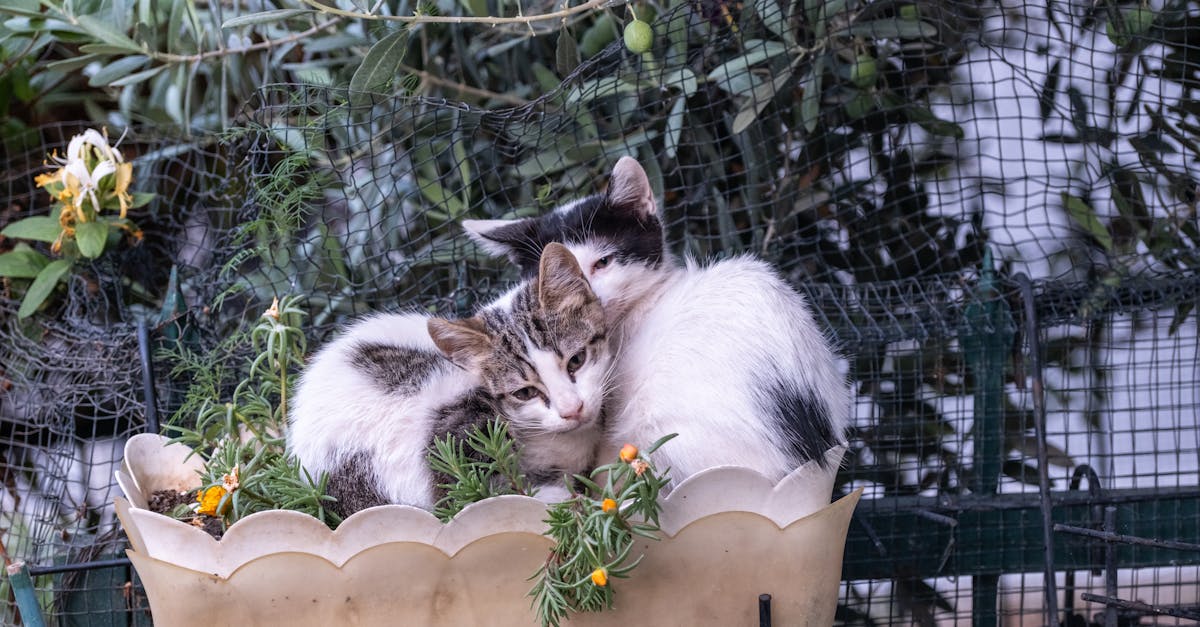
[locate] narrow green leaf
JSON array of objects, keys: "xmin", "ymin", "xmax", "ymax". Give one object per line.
[
  {"xmin": 708, "ymin": 41, "xmax": 788, "ymax": 94},
  {"xmin": 108, "ymin": 64, "xmax": 167, "ymax": 87},
  {"xmin": 904, "ymin": 104, "xmax": 964, "ymax": 139},
  {"xmin": 45, "ymin": 53, "xmax": 101, "ymax": 73},
  {"xmin": 1168, "ymin": 302, "xmax": 1193, "ymax": 337},
  {"xmin": 1062, "ymin": 193, "xmax": 1113, "ymax": 252},
  {"xmin": 78, "ymin": 43, "xmax": 144, "ymax": 54},
  {"xmin": 2, "ymin": 215, "xmax": 61, "ymax": 242},
  {"xmin": 0, "ymin": 246, "xmax": 49, "ymax": 279},
  {"xmin": 459, "ymin": 0, "xmax": 487, "ymax": 16},
  {"xmin": 222, "ymin": 9, "xmax": 314, "ymax": 28},
  {"xmin": 18, "ymin": 259, "xmax": 71, "ymax": 318},
  {"xmin": 0, "ymin": 5, "xmax": 48, "ymax": 18},
  {"xmin": 732, "ymin": 67, "xmax": 792, "ymax": 134},
  {"xmin": 76, "ymin": 14, "xmax": 142, "ymax": 52},
  {"xmin": 75, "ymin": 221, "xmax": 107, "ymax": 258},
  {"xmin": 89, "ymin": 55, "xmax": 150, "ymax": 87},
  {"xmin": 417, "ymin": 177, "xmax": 466, "ymax": 219},
  {"xmin": 566, "ymin": 76, "xmax": 643, "ymax": 103},
  {"xmin": 130, "ymin": 192, "xmax": 156, "ymax": 208},
  {"xmin": 754, "ymin": 0, "xmax": 793, "ymax": 45},
  {"xmin": 839, "ymin": 18, "xmax": 938, "ymax": 39},
  {"xmin": 664, "ymin": 96, "xmax": 686, "ymax": 159},
  {"xmin": 349, "ymin": 29, "xmax": 409, "ymax": 102},
  {"xmin": 799, "ymin": 62, "xmax": 822, "ymax": 133},
  {"xmin": 555, "ymin": 29, "xmax": 580, "ymax": 77},
  {"xmin": 1038, "ymin": 59, "xmax": 1061, "ymax": 121}
]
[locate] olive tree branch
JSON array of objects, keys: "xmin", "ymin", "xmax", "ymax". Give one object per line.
[{"xmin": 296, "ymin": 0, "xmax": 617, "ymax": 26}]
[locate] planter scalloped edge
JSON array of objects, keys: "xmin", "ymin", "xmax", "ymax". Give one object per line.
[{"xmin": 117, "ymin": 433, "xmax": 861, "ymax": 626}]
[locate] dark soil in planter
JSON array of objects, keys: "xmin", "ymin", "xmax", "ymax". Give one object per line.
[{"xmin": 148, "ymin": 489, "xmax": 225, "ymax": 539}]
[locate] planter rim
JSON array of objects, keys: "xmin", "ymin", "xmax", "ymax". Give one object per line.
[{"xmin": 117, "ymin": 433, "xmax": 847, "ymax": 578}]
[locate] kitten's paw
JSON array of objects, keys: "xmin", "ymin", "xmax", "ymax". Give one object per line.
[{"xmin": 532, "ymin": 484, "xmax": 572, "ymax": 505}]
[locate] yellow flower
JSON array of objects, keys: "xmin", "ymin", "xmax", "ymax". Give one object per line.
[
  {"xmin": 619, "ymin": 444, "xmax": 638, "ymax": 463},
  {"xmin": 196, "ymin": 486, "xmax": 228, "ymax": 517},
  {"xmin": 590, "ymin": 568, "xmax": 607, "ymax": 587},
  {"xmin": 263, "ymin": 297, "xmax": 280, "ymax": 320},
  {"xmin": 601, "ymin": 498, "xmax": 617, "ymax": 513}
]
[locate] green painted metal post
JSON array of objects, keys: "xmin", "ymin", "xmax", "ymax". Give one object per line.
[
  {"xmin": 961, "ymin": 249, "xmax": 1015, "ymax": 627},
  {"xmin": 6, "ymin": 561, "xmax": 47, "ymax": 627}
]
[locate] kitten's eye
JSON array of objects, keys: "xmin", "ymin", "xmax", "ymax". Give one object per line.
[
  {"xmin": 567, "ymin": 349, "xmax": 587, "ymax": 374},
  {"xmin": 592, "ymin": 256, "xmax": 612, "ymax": 271},
  {"xmin": 510, "ymin": 386, "xmax": 539, "ymax": 402}
]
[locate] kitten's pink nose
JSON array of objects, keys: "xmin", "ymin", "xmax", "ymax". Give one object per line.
[{"xmin": 559, "ymin": 401, "xmax": 585, "ymax": 421}]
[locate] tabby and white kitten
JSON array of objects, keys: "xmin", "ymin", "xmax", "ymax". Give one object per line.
[
  {"xmin": 464, "ymin": 157, "xmax": 850, "ymax": 483},
  {"xmin": 288, "ymin": 243, "xmax": 610, "ymax": 517}
]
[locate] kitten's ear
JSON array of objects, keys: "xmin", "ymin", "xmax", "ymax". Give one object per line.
[
  {"xmin": 462, "ymin": 219, "xmax": 525, "ymax": 260},
  {"xmin": 606, "ymin": 156, "xmax": 657, "ymax": 218},
  {"xmin": 428, "ymin": 317, "xmax": 492, "ymax": 370},
  {"xmin": 536, "ymin": 243, "xmax": 597, "ymax": 315}
]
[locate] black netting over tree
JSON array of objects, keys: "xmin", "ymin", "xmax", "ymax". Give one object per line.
[{"xmin": 2, "ymin": 0, "xmax": 1199, "ymax": 624}]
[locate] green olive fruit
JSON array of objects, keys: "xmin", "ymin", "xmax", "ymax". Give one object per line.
[
  {"xmin": 1106, "ymin": 7, "xmax": 1155, "ymax": 48},
  {"xmin": 623, "ymin": 19, "xmax": 654, "ymax": 54},
  {"xmin": 849, "ymin": 54, "xmax": 878, "ymax": 89}
]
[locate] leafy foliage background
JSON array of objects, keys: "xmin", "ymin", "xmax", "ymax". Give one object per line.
[{"xmin": 2, "ymin": 0, "xmax": 1200, "ymax": 624}]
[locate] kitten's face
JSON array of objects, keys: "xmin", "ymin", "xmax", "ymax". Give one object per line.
[
  {"xmin": 429, "ymin": 243, "xmax": 612, "ymax": 434},
  {"xmin": 462, "ymin": 157, "xmax": 666, "ymax": 322}
]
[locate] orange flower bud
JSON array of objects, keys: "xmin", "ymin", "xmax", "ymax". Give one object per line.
[
  {"xmin": 601, "ymin": 498, "xmax": 617, "ymax": 513},
  {"xmin": 590, "ymin": 568, "xmax": 608, "ymax": 587},
  {"xmin": 619, "ymin": 444, "xmax": 638, "ymax": 463},
  {"xmin": 196, "ymin": 485, "xmax": 228, "ymax": 517}
]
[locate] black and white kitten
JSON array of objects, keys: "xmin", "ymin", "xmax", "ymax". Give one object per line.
[
  {"xmin": 288, "ymin": 244, "xmax": 610, "ymax": 517},
  {"xmin": 463, "ymin": 157, "xmax": 850, "ymax": 483}
]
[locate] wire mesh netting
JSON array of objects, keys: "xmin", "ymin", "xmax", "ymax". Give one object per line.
[{"xmin": 2, "ymin": 0, "xmax": 1199, "ymax": 624}]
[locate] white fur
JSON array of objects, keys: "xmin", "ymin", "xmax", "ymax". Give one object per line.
[
  {"xmin": 574, "ymin": 252, "xmax": 852, "ymax": 482},
  {"xmin": 288, "ymin": 313, "xmax": 477, "ymax": 510},
  {"xmin": 289, "ymin": 289, "xmax": 611, "ymax": 512}
]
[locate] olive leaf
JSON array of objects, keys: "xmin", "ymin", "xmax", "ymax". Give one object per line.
[
  {"xmin": 349, "ymin": 28, "xmax": 409, "ymax": 104},
  {"xmin": 732, "ymin": 67, "xmax": 794, "ymax": 133},
  {"xmin": 838, "ymin": 18, "xmax": 938, "ymax": 39},
  {"xmin": 1062, "ymin": 193, "xmax": 1113, "ymax": 252},
  {"xmin": 89, "ymin": 55, "xmax": 150, "ymax": 87},
  {"xmin": 221, "ymin": 9, "xmax": 315, "ymax": 29}
]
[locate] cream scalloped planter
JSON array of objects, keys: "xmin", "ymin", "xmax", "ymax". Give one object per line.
[{"xmin": 116, "ymin": 434, "xmax": 860, "ymax": 626}]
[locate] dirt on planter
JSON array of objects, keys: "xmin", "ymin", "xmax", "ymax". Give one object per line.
[{"xmin": 148, "ymin": 489, "xmax": 225, "ymax": 539}]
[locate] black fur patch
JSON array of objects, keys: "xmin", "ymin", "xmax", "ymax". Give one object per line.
[
  {"xmin": 759, "ymin": 379, "xmax": 839, "ymax": 469},
  {"xmin": 427, "ymin": 389, "xmax": 503, "ymax": 498},
  {"xmin": 482, "ymin": 194, "xmax": 664, "ymax": 277},
  {"xmin": 352, "ymin": 342, "xmax": 442, "ymax": 394},
  {"xmin": 325, "ymin": 451, "xmax": 390, "ymax": 519}
]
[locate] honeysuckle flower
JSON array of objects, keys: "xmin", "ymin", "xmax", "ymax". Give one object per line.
[{"xmin": 63, "ymin": 156, "xmax": 116, "ymax": 217}]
